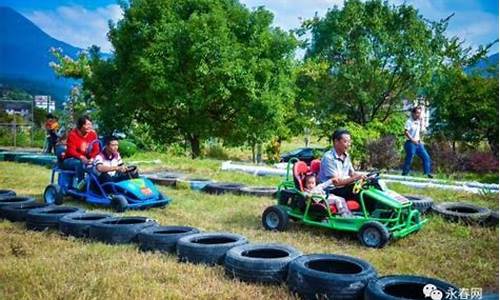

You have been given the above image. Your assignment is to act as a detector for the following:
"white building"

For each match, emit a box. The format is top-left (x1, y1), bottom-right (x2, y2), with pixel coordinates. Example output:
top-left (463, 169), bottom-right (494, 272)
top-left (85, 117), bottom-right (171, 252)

top-left (34, 95), bottom-right (56, 112)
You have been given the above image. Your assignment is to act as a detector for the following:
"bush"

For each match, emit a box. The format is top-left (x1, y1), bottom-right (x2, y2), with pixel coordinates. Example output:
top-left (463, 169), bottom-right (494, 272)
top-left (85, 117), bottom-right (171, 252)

top-left (204, 143), bottom-right (229, 160)
top-left (0, 127), bottom-right (45, 148)
top-left (265, 139), bottom-right (280, 164)
top-left (344, 122), bottom-right (380, 168)
top-left (428, 138), bottom-right (463, 173)
top-left (464, 152), bottom-right (499, 173)
top-left (119, 139), bottom-right (137, 157)
top-left (366, 135), bottom-right (400, 170)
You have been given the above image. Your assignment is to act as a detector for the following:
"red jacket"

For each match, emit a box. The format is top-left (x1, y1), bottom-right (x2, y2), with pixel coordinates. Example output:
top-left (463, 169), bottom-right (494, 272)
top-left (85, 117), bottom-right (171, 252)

top-left (66, 128), bottom-right (100, 160)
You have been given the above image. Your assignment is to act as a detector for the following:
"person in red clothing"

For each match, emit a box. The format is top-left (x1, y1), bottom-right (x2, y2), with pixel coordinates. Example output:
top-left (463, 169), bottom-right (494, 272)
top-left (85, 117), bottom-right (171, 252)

top-left (62, 115), bottom-right (100, 183)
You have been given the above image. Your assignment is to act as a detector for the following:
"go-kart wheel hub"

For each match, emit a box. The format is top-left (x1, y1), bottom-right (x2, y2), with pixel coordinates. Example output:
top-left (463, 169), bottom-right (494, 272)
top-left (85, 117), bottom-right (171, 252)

top-left (265, 211), bottom-right (280, 229)
top-left (362, 227), bottom-right (381, 247)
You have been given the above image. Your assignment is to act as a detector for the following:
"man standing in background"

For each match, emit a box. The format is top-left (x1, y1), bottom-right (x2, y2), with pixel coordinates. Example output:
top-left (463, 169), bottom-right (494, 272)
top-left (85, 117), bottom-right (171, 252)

top-left (402, 106), bottom-right (433, 178)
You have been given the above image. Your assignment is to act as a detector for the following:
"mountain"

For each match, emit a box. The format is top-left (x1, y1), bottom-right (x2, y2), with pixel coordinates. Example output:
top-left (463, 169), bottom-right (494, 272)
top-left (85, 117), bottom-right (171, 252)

top-left (0, 6), bottom-right (80, 104)
top-left (465, 53), bottom-right (499, 77)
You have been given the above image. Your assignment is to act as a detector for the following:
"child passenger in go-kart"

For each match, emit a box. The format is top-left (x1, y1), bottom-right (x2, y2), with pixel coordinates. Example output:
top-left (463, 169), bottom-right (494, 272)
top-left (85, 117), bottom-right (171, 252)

top-left (303, 174), bottom-right (352, 217)
top-left (94, 136), bottom-right (138, 186)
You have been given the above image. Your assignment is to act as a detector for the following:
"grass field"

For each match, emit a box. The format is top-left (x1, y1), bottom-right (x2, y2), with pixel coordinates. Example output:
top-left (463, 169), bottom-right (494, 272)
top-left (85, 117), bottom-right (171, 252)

top-left (0, 160), bottom-right (498, 299)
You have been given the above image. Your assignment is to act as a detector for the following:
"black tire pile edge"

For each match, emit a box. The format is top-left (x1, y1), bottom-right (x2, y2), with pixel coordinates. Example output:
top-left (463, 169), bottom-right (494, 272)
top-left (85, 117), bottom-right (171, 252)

top-left (138, 225), bottom-right (200, 253)
top-left (177, 232), bottom-right (248, 265)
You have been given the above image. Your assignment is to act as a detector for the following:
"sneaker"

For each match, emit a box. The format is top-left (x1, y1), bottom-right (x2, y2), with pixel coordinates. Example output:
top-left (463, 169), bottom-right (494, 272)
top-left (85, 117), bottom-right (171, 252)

top-left (401, 172), bottom-right (408, 176)
top-left (77, 179), bottom-right (86, 191)
top-left (426, 174), bottom-right (434, 179)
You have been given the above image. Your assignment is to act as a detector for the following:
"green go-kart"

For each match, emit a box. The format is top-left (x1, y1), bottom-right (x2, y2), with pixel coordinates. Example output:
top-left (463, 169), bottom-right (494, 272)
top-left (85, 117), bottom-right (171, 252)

top-left (261, 159), bottom-right (427, 248)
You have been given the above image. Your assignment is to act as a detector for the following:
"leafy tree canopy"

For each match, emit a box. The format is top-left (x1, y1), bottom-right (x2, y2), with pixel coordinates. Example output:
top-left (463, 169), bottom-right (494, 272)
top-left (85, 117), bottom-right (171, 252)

top-left (104, 0), bottom-right (297, 157)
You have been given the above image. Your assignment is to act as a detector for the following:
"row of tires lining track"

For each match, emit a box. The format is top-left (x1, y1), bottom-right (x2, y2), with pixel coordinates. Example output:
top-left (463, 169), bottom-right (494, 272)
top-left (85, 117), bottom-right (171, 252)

top-left (146, 170), bottom-right (499, 227)
top-left (2, 190), bottom-right (497, 299)
top-left (144, 171), bottom-right (278, 197)
top-left (2, 154), bottom-right (497, 224)
top-left (404, 194), bottom-right (498, 227)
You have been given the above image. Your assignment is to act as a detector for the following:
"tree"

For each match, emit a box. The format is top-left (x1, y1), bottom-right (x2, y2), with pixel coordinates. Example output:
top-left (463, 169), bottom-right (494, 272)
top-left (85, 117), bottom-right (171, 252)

top-left (297, 0), bottom-right (455, 130)
top-left (49, 47), bottom-right (98, 127)
top-left (107, 0), bottom-right (297, 157)
top-left (430, 68), bottom-right (499, 156)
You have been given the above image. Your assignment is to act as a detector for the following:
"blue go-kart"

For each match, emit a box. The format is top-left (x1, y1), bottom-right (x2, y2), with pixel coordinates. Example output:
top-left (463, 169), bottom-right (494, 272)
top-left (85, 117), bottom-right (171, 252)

top-left (43, 142), bottom-right (171, 212)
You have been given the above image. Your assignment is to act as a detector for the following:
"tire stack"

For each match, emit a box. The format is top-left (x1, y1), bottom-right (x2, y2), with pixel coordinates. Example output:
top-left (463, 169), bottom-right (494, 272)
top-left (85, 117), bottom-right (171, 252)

top-left (145, 172), bottom-right (186, 187)
top-left (406, 194), bottom-right (498, 228)
top-left (202, 182), bottom-right (245, 195)
top-left (431, 202), bottom-right (494, 226)
top-left (404, 194), bottom-right (434, 214)
top-left (26, 206), bottom-right (84, 231)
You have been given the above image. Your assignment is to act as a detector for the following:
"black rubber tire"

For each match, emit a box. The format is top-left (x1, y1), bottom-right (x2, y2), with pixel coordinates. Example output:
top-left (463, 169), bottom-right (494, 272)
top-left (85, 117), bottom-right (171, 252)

top-left (43, 184), bottom-right (64, 205)
top-left (238, 186), bottom-right (277, 198)
top-left (404, 194), bottom-right (434, 213)
top-left (365, 275), bottom-right (459, 300)
top-left (137, 225), bottom-right (200, 253)
top-left (175, 178), bottom-right (213, 191)
top-left (26, 206), bottom-right (84, 231)
top-left (358, 221), bottom-right (391, 248)
top-left (0, 196), bottom-right (36, 208)
top-left (202, 182), bottom-right (245, 195)
top-left (0, 189), bottom-right (16, 199)
top-left (88, 216), bottom-right (157, 244)
top-left (224, 243), bottom-right (302, 284)
top-left (59, 212), bottom-right (114, 238)
top-left (481, 211), bottom-right (499, 227)
top-left (0, 202), bottom-right (51, 222)
top-left (111, 195), bottom-right (128, 212)
top-left (431, 202), bottom-right (491, 224)
top-left (262, 205), bottom-right (289, 231)
top-left (287, 254), bottom-right (378, 300)
top-left (177, 232), bottom-right (248, 265)
top-left (146, 172), bottom-right (185, 187)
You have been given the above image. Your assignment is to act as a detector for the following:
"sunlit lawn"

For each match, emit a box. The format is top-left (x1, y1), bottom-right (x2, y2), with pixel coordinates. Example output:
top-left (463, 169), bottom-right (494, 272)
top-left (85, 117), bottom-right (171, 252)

top-left (0, 160), bottom-right (498, 299)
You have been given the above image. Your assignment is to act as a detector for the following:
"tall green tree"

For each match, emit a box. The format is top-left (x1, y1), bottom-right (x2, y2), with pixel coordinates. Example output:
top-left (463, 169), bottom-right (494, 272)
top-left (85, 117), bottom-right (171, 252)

top-left (430, 68), bottom-right (499, 156)
top-left (107, 0), bottom-right (297, 157)
top-left (297, 0), bottom-right (454, 129)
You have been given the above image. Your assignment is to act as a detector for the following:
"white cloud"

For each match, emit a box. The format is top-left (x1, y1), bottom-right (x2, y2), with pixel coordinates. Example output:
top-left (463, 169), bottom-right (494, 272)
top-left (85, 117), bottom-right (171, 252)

top-left (241, 0), bottom-right (344, 31)
top-left (22, 1), bottom-right (498, 55)
top-left (242, 0), bottom-right (498, 53)
top-left (393, 0), bottom-right (498, 52)
top-left (24, 4), bottom-right (123, 52)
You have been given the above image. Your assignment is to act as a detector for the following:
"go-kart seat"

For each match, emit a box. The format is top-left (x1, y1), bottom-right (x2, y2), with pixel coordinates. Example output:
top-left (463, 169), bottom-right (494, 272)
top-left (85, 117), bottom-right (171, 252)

top-left (310, 159), bottom-right (321, 175)
top-left (329, 200), bottom-right (361, 214)
top-left (293, 161), bottom-right (309, 191)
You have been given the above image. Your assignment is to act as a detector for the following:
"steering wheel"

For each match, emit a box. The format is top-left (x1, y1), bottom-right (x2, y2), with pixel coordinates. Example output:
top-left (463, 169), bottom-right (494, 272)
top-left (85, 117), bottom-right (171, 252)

top-left (352, 170), bottom-right (380, 194)
top-left (126, 165), bottom-right (137, 173)
top-left (365, 170), bottom-right (380, 179)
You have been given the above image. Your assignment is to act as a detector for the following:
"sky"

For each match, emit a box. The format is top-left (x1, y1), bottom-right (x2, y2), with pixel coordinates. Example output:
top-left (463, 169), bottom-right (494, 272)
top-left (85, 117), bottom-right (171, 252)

top-left (1, 0), bottom-right (498, 54)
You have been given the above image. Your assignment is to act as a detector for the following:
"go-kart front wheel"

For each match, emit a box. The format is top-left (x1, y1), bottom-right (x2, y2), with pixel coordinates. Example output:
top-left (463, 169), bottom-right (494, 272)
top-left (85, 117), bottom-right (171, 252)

top-left (43, 184), bottom-right (63, 205)
top-left (358, 221), bottom-right (390, 248)
top-left (262, 205), bottom-right (289, 231)
top-left (111, 195), bottom-right (128, 212)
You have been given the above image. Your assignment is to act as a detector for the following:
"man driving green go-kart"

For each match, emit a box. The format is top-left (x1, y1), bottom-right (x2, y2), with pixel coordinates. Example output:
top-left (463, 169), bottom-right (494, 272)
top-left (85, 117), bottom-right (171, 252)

top-left (261, 129), bottom-right (427, 248)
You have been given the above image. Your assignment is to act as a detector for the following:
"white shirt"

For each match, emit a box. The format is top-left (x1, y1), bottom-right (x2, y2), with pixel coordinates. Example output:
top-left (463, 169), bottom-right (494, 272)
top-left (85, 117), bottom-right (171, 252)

top-left (405, 117), bottom-right (425, 142)
top-left (94, 151), bottom-right (122, 176)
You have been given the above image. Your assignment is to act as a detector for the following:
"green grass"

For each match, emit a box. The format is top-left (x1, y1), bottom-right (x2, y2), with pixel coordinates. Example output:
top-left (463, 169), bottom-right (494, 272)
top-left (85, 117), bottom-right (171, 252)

top-left (0, 161), bottom-right (498, 299)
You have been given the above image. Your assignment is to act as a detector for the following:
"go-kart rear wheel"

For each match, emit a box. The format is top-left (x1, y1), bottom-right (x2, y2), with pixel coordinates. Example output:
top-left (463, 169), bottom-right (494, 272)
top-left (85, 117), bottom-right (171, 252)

top-left (43, 184), bottom-right (63, 205)
top-left (262, 205), bottom-right (289, 231)
top-left (111, 195), bottom-right (128, 213)
top-left (358, 221), bottom-right (390, 248)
